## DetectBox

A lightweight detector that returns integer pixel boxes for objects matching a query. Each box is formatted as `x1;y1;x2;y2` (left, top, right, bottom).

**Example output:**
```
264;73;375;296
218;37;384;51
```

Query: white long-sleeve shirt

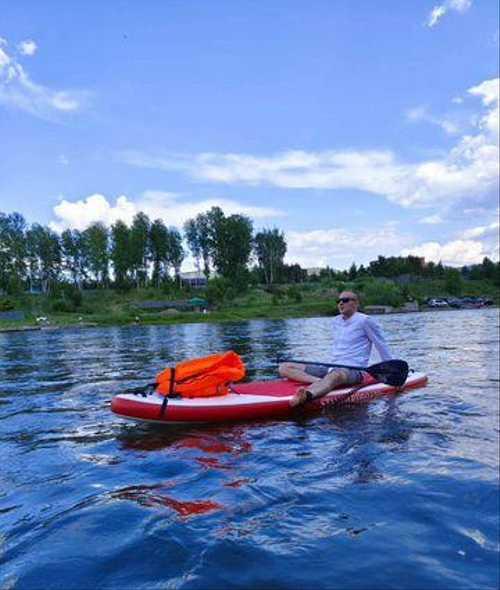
331;312;392;367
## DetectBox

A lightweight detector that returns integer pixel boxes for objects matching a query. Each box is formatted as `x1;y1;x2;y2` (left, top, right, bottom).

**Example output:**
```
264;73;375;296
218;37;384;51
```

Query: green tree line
316;255;500;292
0;207;289;294
1;208;498;297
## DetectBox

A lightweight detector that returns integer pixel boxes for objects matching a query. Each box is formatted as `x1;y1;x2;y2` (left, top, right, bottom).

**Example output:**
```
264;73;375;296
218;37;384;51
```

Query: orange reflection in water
113;484;222;518
120;428;253;457
162;496;221;517
173;436;233;454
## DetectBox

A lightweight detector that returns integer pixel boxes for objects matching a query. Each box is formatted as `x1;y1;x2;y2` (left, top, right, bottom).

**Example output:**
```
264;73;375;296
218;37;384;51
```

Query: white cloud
428;6;447;28
50;194;136;232
403;215;499;265
419;214;443;224
449;0;472;11
49;192;285;233
462;221;499;239
468;78;499;137
18;39;37;56
285;224;412;269
401;239;487;266
0;46;10;69
121;77;499;212
406;105;461;134
0;37;87;119
427;0;472;28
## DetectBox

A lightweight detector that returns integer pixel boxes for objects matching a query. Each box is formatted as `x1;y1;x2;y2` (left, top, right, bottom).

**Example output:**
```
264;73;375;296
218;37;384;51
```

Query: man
278;291;392;406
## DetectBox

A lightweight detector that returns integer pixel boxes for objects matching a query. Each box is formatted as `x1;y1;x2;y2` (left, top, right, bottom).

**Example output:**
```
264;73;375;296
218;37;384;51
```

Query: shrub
230;267;251;292
361;280;405;307
266;285;284;297
65;285;83;308
0;298;15;311
206;277;233;305
287;285;303;303
51;299;76;313
444;269;463;296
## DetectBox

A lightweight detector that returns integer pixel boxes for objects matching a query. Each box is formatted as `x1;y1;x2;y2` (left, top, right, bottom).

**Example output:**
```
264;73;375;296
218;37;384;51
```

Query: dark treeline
0;208;498;297
0;207;288;294
317;255;499;284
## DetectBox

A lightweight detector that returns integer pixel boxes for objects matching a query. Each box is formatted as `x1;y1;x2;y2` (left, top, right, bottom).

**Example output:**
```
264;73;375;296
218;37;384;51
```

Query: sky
0;0;498;270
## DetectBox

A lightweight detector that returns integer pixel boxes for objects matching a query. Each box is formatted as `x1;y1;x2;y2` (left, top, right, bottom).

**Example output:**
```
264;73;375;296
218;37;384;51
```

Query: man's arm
364;317;392;361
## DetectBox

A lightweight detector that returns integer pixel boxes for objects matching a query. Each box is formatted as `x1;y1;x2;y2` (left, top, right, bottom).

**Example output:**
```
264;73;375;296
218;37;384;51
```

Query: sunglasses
337;297;356;304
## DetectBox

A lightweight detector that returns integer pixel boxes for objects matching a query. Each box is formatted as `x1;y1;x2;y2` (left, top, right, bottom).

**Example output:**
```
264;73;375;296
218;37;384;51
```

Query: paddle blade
367;360;409;387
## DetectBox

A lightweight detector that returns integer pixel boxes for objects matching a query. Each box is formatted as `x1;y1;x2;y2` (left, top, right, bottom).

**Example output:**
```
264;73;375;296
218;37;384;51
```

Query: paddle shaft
278;357;370;371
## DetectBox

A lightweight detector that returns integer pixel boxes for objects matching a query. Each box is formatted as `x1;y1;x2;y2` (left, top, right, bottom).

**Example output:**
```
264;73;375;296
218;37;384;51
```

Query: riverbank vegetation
1;208;498;329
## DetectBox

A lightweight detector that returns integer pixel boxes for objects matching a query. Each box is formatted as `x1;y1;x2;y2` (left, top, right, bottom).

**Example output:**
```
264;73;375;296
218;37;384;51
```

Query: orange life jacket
155;351;246;398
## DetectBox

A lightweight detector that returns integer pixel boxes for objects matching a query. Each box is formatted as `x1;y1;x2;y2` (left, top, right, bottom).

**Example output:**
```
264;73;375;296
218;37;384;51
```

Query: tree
444;267;463;296
83;222;109;287
348;262;358;280
435;261;445;278
110;220;131;288
167;227;184;283
481;257;496;280
206;207;253;284
184;218;202;272
147;219;167;287
129;212;151;287
184;214;214;278
357;264;368;277
61;228;87;289
282;263;307;283
0;212;28;293
196;213;212;279
368;256;387;277
26;224;62;293
254;228;287;286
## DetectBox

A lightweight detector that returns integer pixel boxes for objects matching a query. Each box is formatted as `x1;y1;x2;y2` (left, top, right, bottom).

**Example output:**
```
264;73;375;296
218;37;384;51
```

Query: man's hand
290;387;311;407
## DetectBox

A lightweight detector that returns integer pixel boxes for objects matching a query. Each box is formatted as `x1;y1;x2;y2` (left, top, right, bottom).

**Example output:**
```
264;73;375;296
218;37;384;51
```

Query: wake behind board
111;372;428;425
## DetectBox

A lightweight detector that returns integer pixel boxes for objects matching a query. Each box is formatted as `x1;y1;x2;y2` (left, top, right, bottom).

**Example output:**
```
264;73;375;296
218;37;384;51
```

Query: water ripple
0;308;498;589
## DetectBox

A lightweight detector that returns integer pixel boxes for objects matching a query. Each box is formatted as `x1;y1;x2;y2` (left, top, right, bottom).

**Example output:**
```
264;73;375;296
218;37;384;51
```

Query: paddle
278;358;409;387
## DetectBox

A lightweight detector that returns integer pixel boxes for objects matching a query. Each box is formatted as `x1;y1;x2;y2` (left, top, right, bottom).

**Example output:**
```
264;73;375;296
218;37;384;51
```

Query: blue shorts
304;364;364;385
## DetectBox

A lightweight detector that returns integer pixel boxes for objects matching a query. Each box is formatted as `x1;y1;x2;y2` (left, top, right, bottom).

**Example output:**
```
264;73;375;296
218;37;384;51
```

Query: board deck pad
231;374;377;397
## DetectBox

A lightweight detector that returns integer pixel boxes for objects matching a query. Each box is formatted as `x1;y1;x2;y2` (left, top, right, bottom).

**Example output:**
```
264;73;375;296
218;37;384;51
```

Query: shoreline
1;304;496;334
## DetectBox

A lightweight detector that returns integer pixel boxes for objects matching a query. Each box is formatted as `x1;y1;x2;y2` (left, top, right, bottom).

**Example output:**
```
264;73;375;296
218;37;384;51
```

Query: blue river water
1;308;499;589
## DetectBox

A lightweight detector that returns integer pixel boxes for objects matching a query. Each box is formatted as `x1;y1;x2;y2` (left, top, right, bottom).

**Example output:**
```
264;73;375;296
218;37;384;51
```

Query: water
1;309;498;590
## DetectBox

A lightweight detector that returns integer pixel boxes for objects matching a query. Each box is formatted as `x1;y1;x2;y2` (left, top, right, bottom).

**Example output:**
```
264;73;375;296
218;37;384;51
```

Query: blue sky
1;0;498;269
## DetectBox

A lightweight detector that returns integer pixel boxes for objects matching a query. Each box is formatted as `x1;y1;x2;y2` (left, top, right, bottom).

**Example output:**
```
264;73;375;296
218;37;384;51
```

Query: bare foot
290;387;310;407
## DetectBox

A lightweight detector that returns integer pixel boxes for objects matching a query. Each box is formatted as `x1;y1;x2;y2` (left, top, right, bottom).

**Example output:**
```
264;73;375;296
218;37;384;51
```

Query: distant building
180;271;208;288
306;267;323;277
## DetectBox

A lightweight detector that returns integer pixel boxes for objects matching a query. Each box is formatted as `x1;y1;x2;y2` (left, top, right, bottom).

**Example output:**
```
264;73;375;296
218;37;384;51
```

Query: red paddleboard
111;372;428;425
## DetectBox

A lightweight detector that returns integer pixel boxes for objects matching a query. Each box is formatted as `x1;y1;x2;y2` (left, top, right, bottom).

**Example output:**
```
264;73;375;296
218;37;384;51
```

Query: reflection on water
0;308;499;590
111;484;222;517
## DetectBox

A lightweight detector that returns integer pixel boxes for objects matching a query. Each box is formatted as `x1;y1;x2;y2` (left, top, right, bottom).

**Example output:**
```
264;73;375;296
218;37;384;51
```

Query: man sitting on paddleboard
279;291;392;407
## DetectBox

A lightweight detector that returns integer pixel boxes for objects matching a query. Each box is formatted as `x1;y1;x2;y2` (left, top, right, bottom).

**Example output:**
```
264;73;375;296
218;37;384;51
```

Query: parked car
460;296;484;308
427;298;449;307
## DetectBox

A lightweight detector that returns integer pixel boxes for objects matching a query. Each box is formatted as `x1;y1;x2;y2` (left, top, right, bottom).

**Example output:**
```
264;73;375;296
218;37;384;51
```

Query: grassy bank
1;276;498;331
